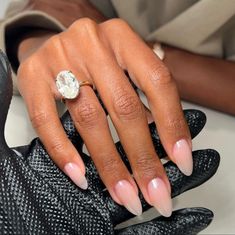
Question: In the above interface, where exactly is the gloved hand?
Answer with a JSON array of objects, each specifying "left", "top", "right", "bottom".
[{"left": 0, "top": 51, "right": 220, "bottom": 234}]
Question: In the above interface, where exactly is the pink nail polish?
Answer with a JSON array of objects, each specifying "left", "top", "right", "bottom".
[
  {"left": 173, "top": 139, "right": 193, "bottom": 176},
  {"left": 64, "top": 163, "right": 88, "bottom": 190},
  {"left": 148, "top": 178, "right": 172, "bottom": 217},
  {"left": 114, "top": 180, "right": 142, "bottom": 216}
]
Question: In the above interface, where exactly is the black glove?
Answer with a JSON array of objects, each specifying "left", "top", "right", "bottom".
[{"left": 0, "top": 51, "right": 220, "bottom": 234}]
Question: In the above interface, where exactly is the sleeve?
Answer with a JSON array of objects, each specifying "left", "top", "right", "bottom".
[
  {"left": 0, "top": 10, "right": 65, "bottom": 95},
  {"left": 111, "top": 0, "right": 235, "bottom": 62},
  {"left": 146, "top": 0, "right": 235, "bottom": 61}
]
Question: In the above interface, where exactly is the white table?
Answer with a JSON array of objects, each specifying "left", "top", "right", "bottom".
[{"left": 5, "top": 94, "right": 235, "bottom": 234}]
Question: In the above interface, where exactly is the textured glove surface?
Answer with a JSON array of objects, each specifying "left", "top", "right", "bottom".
[{"left": 0, "top": 51, "right": 219, "bottom": 234}]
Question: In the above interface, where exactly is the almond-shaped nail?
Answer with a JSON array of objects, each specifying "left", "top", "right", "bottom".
[
  {"left": 173, "top": 139, "right": 193, "bottom": 176},
  {"left": 114, "top": 180, "right": 142, "bottom": 216},
  {"left": 64, "top": 163, "right": 88, "bottom": 190},
  {"left": 148, "top": 177, "right": 172, "bottom": 217}
]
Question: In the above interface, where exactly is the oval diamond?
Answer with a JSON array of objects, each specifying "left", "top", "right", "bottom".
[{"left": 56, "top": 70, "right": 80, "bottom": 99}]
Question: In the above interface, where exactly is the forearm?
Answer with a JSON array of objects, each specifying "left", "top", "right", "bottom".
[{"left": 163, "top": 46, "right": 235, "bottom": 115}]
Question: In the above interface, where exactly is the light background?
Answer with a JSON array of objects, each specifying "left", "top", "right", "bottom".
[
  {"left": 1, "top": 1, "right": 235, "bottom": 234},
  {"left": 0, "top": 0, "right": 8, "bottom": 19}
]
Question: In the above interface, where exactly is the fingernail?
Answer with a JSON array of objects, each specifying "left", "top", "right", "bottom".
[
  {"left": 114, "top": 180, "right": 142, "bottom": 216},
  {"left": 148, "top": 177, "right": 172, "bottom": 217},
  {"left": 64, "top": 163, "right": 88, "bottom": 190},
  {"left": 173, "top": 139, "right": 193, "bottom": 176}
]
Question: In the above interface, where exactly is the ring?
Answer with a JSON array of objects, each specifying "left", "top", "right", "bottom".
[{"left": 56, "top": 70, "right": 93, "bottom": 99}]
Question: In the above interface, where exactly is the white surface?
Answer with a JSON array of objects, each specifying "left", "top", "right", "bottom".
[
  {"left": 5, "top": 95, "right": 235, "bottom": 234},
  {"left": 0, "top": 0, "right": 8, "bottom": 19}
]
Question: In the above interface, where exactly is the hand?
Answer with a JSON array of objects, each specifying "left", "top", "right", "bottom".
[
  {"left": 24, "top": 0, "right": 107, "bottom": 26},
  {"left": 18, "top": 18, "right": 192, "bottom": 216},
  {"left": 0, "top": 52, "right": 219, "bottom": 234}
]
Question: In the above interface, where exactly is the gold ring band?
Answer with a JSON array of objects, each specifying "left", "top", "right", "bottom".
[{"left": 79, "top": 80, "right": 94, "bottom": 89}]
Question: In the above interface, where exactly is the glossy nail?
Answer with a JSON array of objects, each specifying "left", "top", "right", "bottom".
[
  {"left": 64, "top": 163, "right": 88, "bottom": 190},
  {"left": 148, "top": 177, "right": 172, "bottom": 217},
  {"left": 114, "top": 180, "right": 142, "bottom": 216},
  {"left": 173, "top": 139, "right": 193, "bottom": 176}
]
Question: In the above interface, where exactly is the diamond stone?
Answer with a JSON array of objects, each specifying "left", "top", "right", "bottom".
[{"left": 56, "top": 70, "right": 80, "bottom": 99}]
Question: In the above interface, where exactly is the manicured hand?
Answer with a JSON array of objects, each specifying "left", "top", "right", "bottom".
[{"left": 18, "top": 18, "right": 192, "bottom": 217}]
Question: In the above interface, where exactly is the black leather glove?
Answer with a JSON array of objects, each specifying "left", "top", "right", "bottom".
[{"left": 0, "top": 51, "right": 220, "bottom": 234}]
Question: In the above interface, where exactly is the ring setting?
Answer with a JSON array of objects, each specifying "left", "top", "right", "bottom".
[{"left": 56, "top": 70, "right": 92, "bottom": 99}]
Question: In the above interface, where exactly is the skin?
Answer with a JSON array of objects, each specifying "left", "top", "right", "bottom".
[
  {"left": 162, "top": 46, "right": 235, "bottom": 116},
  {"left": 15, "top": 0, "right": 194, "bottom": 214},
  {"left": 15, "top": 0, "right": 235, "bottom": 215}
]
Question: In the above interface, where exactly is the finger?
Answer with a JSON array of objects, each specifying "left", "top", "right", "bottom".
[
  {"left": 184, "top": 109, "right": 206, "bottom": 139},
  {"left": 59, "top": 109, "right": 206, "bottom": 196},
  {"left": 104, "top": 149, "right": 220, "bottom": 225},
  {"left": 149, "top": 109, "right": 206, "bottom": 159},
  {"left": 115, "top": 109, "right": 207, "bottom": 175},
  {"left": 60, "top": 111, "right": 84, "bottom": 150},
  {"left": 102, "top": 20, "right": 193, "bottom": 176},
  {"left": 18, "top": 70, "right": 88, "bottom": 190},
  {"left": 66, "top": 78, "right": 142, "bottom": 216},
  {"left": 86, "top": 46, "right": 172, "bottom": 217},
  {"left": 115, "top": 207, "right": 213, "bottom": 235}
]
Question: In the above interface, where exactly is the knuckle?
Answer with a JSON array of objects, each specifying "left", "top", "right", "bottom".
[
  {"left": 30, "top": 111, "right": 50, "bottom": 129},
  {"left": 113, "top": 89, "right": 143, "bottom": 121},
  {"left": 48, "top": 34, "right": 61, "bottom": 46},
  {"left": 18, "top": 54, "right": 38, "bottom": 80},
  {"left": 103, "top": 18, "right": 129, "bottom": 29},
  {"left": 44, "top": 34, "right": 63, "bottom": 53},
  {"left": 48, "top": 141, "right": 64, "bottom": 154},
  {"left": 73, "top": 100, "right": 103, "bottom": 129},
  {"left": 70, "top": 17, "right": 97, "bottom": 36},
  {"left": 164, "top": 117, "right": 186, "bottom": 135},
  {"left": 148, "top": 63, "right": 173, "bottom": 87},
  {"left": 135, "top": 153, "right": 158, "bottom": 177},
  {"left": 100, "top": 156, "right": 121, "bottom": 175}
]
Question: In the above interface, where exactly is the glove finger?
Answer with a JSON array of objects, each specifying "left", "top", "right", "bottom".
[
  {"left": 0, "top": 51, "right": 13, "bottom": 153},
  {"left": 115, "top": 207, "right": 213, "bottom": 235},
  {"left": 104, "top": 149, "right": 219, "bottom": 225},
  {"left": 60, "top": 111, "right": 84, "bottom": 151}
]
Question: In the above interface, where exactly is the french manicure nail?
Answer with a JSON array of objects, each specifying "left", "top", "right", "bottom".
[
  {"left": 64, "top": 163, "right": 88, "bottom": 190},
  {"left": 173, "top": 139, "right": 193, "bottom": 176},
  {"left": 114, "top": 180, "right": 142, "bottom": 216},
  {"left": 148, "top": 177, "right": 172, "bottom": 217}
]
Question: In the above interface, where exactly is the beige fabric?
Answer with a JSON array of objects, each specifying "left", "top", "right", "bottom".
[
  {"left": 111, "top": 0, "right": 235, "bottom": 60},
  {"left": 1, "top": 0, "right": 235, "bottom": 94}
]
